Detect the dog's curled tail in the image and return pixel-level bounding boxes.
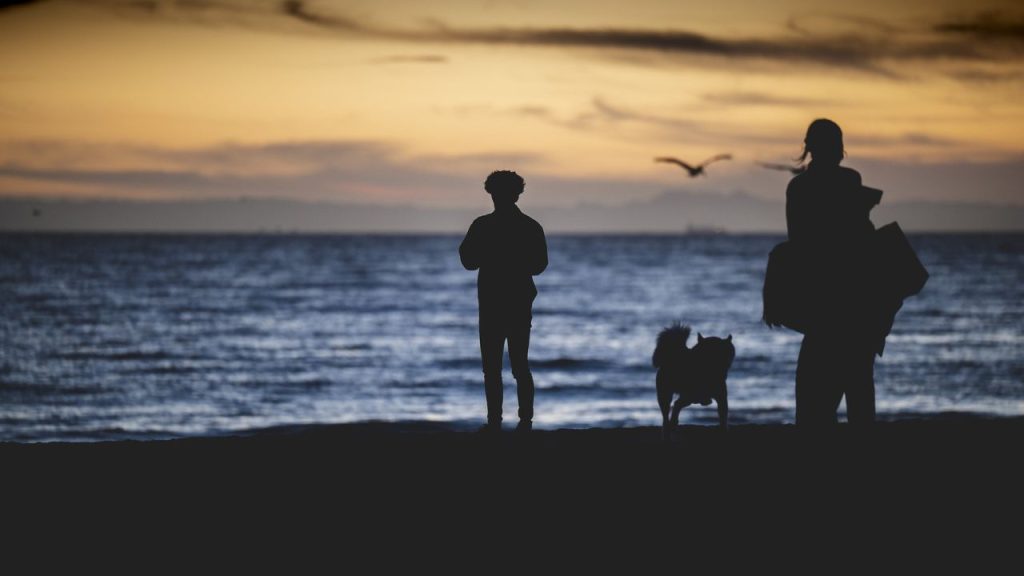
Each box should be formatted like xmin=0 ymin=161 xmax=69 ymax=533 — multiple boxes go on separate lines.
xmin=652 ymin=323 xmax=691 ymax=368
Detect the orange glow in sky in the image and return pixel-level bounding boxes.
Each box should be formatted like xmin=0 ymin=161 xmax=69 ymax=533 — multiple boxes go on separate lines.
xmin=1 ymin=0 xmax=1023 ymax=209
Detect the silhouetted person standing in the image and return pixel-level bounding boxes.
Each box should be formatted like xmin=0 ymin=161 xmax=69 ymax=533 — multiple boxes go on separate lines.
xmin=460 ymin=171 xmax=548 ymax=433
xmin=786 ymin=119 xmax=882 ymax=426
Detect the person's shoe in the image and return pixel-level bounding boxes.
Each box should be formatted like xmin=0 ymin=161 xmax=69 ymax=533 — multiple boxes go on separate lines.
xmin=476 ymin=422 xmax=501 ymax=435
xmin=515 ymin=420 xmax=532 ymax=434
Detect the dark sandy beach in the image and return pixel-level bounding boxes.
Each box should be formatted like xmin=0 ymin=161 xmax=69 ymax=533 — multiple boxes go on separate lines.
xmin=4 ymin=418 xmax=1023 ymax=559
xmin=6 ymin=417 xmax=1023 ymax=500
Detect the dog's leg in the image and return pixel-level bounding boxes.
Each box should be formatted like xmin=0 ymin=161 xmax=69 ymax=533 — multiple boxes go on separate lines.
xmin=657 ymin=377 xmax=672 ymax=440
xmin=717 ymin=386 xmax=729 ymax=431
xmin=670 ymin=398 xmax=686 ymax=427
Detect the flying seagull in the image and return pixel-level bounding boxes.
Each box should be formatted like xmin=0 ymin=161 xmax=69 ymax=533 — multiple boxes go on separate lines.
xmin=758 ymin=162 xmax=805 ymax=175
xmin=655 ymin=154 xmax=732 ymax=177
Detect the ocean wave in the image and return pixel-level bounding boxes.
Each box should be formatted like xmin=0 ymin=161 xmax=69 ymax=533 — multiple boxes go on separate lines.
xmin=437 ymin=358 xmax=481 ymax=369
xmin=387 ymin=378 xmax=477 ymax=389
xmin=119 ymin=363 xmax=207 ymax=375
xmin=0 ymin=380 xmax=106 ymax=397
xmin=435 ymin=356 xmax=623 ymax=371
xmin=53 ymin=350 xmax=179 ymax=362
xmin=531 ymin=307 xmax=600 ymax=317
xmin=538 ymin=382 xmax=645 ymax=394
xmin=332 ymin=343 xmax=373 ymax=351
xmin=531 ymin=357 xmax=615 ymax=369
xmin=731 ymin=354 xmax=774 ymax=364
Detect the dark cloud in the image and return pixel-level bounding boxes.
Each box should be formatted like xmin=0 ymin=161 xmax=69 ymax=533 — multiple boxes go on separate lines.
xmin=355 ymin=19 xmax=892 ymax=73
xmin=270 ymin=2 xmax=1021 ymax=73
xmin=280 ymin=0 xmax=359 ymax=30
xmin=934 ymin=12 xmax=1024 ymax=41
xmin=946 ymin=68 xmax=1024 ymax=83
xmin=19 ymin=1 xmax=1013 ymax=75
xmin=0 ymin=0 xmax=42 ymax=12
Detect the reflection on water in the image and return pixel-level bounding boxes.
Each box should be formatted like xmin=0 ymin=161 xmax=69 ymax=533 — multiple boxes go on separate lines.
xmin=1 ymin=233 xmax=1022 ymax=441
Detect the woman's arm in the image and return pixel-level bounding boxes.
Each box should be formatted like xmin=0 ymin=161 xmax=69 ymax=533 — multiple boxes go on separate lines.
xmin=785 ymin=179 xmax=803 ymax=242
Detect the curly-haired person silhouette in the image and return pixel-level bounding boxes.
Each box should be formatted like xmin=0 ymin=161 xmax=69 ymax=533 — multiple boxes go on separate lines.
xmin=786 ymin=119 xmax=883 ymax=426
xmin=460 ymin=171 xmax=548 ymax=433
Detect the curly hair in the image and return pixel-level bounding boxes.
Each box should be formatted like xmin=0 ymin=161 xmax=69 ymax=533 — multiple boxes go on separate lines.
xmin=484 ymin=170 xmax=525 ymax=195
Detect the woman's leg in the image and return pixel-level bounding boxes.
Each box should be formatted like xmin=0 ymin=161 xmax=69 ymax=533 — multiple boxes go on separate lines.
xmin=796 ymin=335 xmax=839 ymax=426
xmin=843 ymin=346 xmax=876 ymax=425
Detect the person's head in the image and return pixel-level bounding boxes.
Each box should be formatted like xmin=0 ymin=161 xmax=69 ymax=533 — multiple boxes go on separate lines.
xmin=798 ymin=118 xmax=844 ymax=166
xmin=484 ymin=170 xmax=525 ymax=208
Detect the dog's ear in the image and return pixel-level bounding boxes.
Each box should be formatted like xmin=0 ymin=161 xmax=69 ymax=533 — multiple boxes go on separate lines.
xmin=726 ymin=334 xmax=732 ymax=342
xmin=697 ymin=333 xmax=704 ymax=343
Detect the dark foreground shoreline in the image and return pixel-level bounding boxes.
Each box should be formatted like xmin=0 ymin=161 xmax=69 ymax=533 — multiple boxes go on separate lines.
xmin=4 ymin=418 xmax=1024 ymax=551
xmin=6 ymin=417 xmax=1024 ymax=489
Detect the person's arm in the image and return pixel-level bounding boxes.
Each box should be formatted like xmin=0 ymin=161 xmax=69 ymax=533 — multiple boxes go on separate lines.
xmin=528 ymin=223 xmax=548 ymax=276
xmin=459 ymin=219 xmax=484 ymax=270
xmin=785 ymin=179 xmax=802 ymax=242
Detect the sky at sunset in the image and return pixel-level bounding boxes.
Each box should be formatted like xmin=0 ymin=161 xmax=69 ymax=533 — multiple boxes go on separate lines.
xmin=1 ymin=0 xmax=1023 ymax=228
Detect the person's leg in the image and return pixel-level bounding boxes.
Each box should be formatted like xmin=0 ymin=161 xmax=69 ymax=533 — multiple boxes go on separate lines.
xmin=796 ymin=335 xmax=839 ymax=427
xmin=844 ymin=345 xmax=876 ymax=425
xmin=479 ymin=315 xmax=506 ymax=426
xmin=507 ymin=314 xmax=534 ymax=426
xmin=796 ymin=335 xmax=818 ymax=425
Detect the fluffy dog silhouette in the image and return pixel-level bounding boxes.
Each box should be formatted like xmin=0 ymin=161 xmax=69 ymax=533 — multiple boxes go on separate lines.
xmin=653 ymin=324 xmax=734 ymax=437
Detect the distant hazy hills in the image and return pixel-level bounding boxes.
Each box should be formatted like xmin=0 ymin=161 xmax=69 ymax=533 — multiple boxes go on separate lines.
xmin=3 ymin=190 xmax=1022 ymax=233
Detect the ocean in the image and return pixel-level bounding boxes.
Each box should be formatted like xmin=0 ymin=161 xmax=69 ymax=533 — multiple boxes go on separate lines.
xmin=1 ymin=233 xmax=1022 ymax=442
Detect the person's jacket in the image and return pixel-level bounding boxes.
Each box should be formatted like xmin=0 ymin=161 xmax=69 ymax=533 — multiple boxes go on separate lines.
xmin=784 ymin=163 xmax=882 ymax=338
xmin=786 ymin=164 xmax=879 ymax=252
xmin=459 ymin=205 xmax=548 ymax=309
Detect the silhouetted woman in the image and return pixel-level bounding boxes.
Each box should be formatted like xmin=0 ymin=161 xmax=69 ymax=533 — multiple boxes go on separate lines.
xmin=786 ymin=119 xmax=882 ymax=426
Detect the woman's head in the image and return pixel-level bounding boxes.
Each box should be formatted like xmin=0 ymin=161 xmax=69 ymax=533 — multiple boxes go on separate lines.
xmin=798 ymin=118 xmax=844 ymax=166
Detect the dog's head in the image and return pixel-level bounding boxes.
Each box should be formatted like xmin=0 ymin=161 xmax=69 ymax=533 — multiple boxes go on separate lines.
xmin=694 ymin=333 xmax=736 ymax=375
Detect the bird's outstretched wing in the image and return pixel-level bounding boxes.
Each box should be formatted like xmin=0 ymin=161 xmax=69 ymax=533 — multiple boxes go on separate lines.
xmin=700 ymin=154 xmax=732 ymax=167
xmin=758 ymin=162 xmax=804 ymax=175
xmin=654 ymin=157 xmax=696 ymax=171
